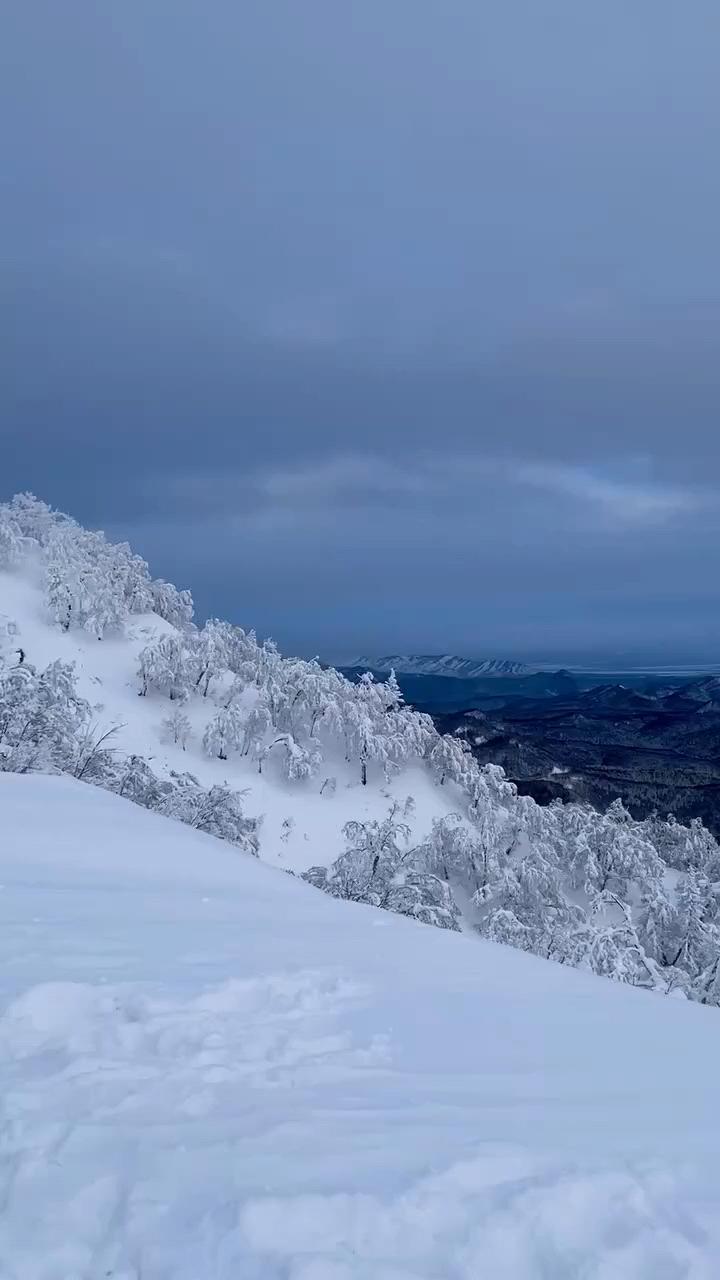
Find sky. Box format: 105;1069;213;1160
2;2;720;663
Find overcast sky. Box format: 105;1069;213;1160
3;3;720;662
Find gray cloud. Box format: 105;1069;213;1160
2;2;720;659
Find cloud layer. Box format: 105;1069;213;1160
2;2;720;659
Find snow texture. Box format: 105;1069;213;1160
2;773;720;1278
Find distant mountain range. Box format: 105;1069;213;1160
350;654;533;679
431;674;720;836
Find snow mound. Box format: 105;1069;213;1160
2;773;720;1277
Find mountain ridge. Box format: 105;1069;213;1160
350;653;534;679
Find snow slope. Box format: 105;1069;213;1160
352;654;532;678
3;772;720;1278
0;561;462;874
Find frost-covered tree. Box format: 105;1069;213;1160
475;843;581;956
138;634;193;701
484;907;535;952
149;579;194;630
321;804;413;903
0;658;92;774
44;527;132;639
304;803;461;930
192;619;231;697
384;868;461;930
113;753;164;807
258;732;322;781
202;703;245;761
4;492;67;544
160;774;259;853
0;512;23;568
667;870;719;976
565;804;664;902
427;733;473;787
2;496;195;640
422;814;496;898
240;702;272;759
161;708;192;750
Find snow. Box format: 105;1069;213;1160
0;563;462;873
3;773;720;1277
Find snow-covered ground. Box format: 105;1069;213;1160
0;562;462;874
3;773;720;1278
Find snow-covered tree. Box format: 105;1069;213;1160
0;658;92;774
304;803;461;930
427;733;473;787
4;492;67;544
202;703;245;761
149;579;194;630
160;774;258;853
44;526;132;639
161;708;192;750
240;702;272;759
667;870;719;976
138;634;193;701
113;753;164;807
0;511;23;568
322;804;413;903
565;804;664;902
258;732;322;781
192;619;231;697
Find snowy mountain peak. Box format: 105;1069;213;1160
351;654;534;679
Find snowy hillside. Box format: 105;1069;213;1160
352;654;532;678
4;492;720;1006
0;534;461;876
3;772;720;1278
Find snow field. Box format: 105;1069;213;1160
2;774;720;1277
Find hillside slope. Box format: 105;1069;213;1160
0;558;461;874
3;773;720;1278
5;493;720;1006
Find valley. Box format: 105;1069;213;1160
428;676;720;834
342;655;720;834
